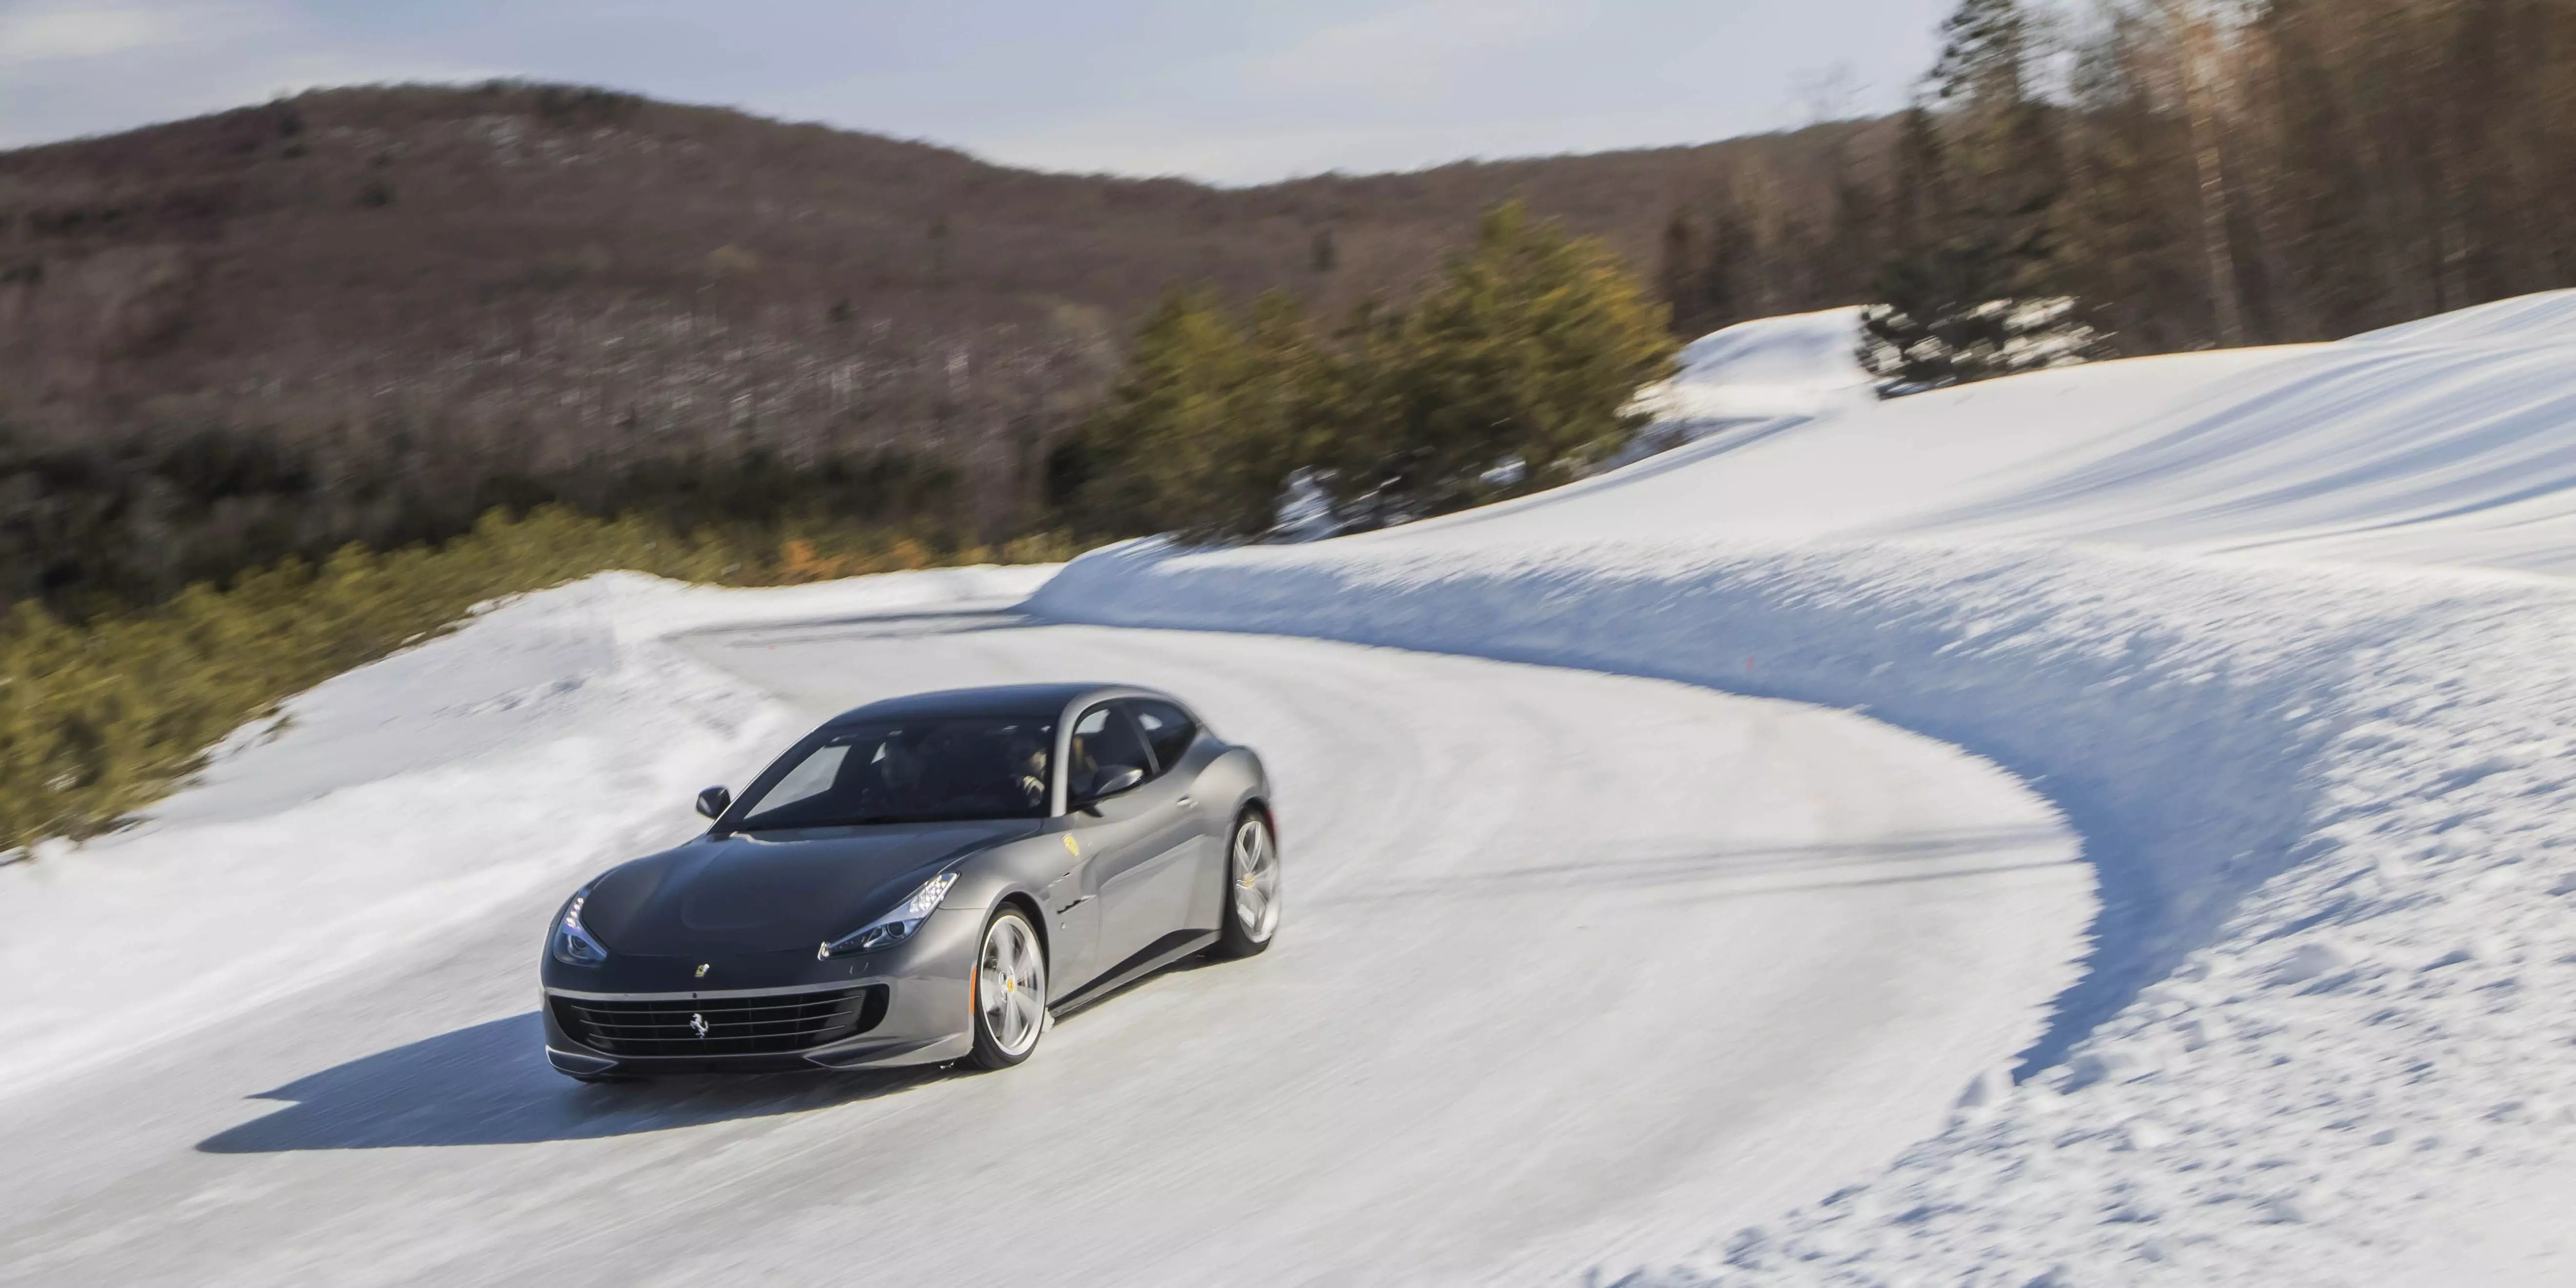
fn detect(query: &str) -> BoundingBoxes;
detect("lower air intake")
[552,985,887,1057]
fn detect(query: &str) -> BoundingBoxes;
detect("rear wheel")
[1212,809,1281,959]
[967,907,1048,1070]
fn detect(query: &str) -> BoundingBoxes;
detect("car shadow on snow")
[196,1012,942,1153]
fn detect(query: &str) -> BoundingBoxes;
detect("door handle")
[1175,796,1194,809]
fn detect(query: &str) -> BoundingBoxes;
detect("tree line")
[0,202,1667,851]
[0,425,981,620]
[1659,0,2576,389]
[2,201,1670,617]
[1049,203,1676,540]
[0,505,1075,853]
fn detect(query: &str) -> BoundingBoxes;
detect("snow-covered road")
[0,610,2085,1287]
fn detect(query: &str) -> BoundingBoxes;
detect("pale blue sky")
[0,0,1956,183]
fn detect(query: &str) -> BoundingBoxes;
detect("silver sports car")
[538,683,1280,1080]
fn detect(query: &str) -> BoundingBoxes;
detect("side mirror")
[1073,765,1146,806]
[695,785,733,819]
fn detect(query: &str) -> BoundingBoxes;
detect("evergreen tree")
[1054,203,1675,537]
[1929,0,2035,107]
[1861,0,2102,394]
[1318,203,1676,526]
[1049,290,1311,542]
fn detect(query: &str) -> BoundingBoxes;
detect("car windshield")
[732,716,1055,829]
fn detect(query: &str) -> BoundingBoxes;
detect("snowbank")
[1034,536,2576,1282]
[1637,307,1878,425]
[1029,292,2576,1283]
[1485,289,2576,577]
[2345,288,2576,346]
[0,565,1052,1098]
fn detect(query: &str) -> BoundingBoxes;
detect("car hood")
[581,820,1034,956]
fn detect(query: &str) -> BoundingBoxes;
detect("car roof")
[823,682,1172,727]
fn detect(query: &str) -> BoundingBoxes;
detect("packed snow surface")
[1029,290,2576,1285]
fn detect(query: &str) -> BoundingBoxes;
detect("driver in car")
[1013,737,1049,810]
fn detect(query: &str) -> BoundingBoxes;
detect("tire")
[966,906,1049,1070]
[1211,808,1282,959]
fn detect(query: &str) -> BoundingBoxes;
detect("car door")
[1124,697,1226,928]
[1079,702,1205,971]
[1050,702,1165,985]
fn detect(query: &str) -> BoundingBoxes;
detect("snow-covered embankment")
[1030,300,2576,1283]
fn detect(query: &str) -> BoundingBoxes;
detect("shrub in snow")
[1858,296,2106,397]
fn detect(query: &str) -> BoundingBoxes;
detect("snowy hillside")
[1036,291,2576,1285]
[1456,291,2576,574]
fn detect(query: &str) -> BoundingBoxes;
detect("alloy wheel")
[977,912,1047,1059]
[1231,816,1281,943]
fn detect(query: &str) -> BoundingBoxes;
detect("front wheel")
[966,907,1049,1070]
[1212,809,1281,959]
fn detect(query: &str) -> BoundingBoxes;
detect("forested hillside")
[0,83,1860,612]
[3,0,2570,614]
[1661,0,2576,363]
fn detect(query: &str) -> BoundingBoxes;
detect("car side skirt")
[1051,928,1219,1018]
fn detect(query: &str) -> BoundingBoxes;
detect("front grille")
[552,985,887,1057]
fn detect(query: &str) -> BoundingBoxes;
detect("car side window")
[1067,704,1153,798]
[1124,699,1199,776]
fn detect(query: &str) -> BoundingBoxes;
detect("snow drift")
[1466,291,2576,577]
[1637,307,1878,425]
[1030,294,2576,1284]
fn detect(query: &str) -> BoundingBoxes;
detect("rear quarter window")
[1126,699,1200,772]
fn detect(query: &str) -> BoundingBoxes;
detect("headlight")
[819,871,959,960]
[552,887,609,966]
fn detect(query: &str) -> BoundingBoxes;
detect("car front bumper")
[538,906,982,1076]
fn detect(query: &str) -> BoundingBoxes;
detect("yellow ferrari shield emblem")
[1063,835,1081,857]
